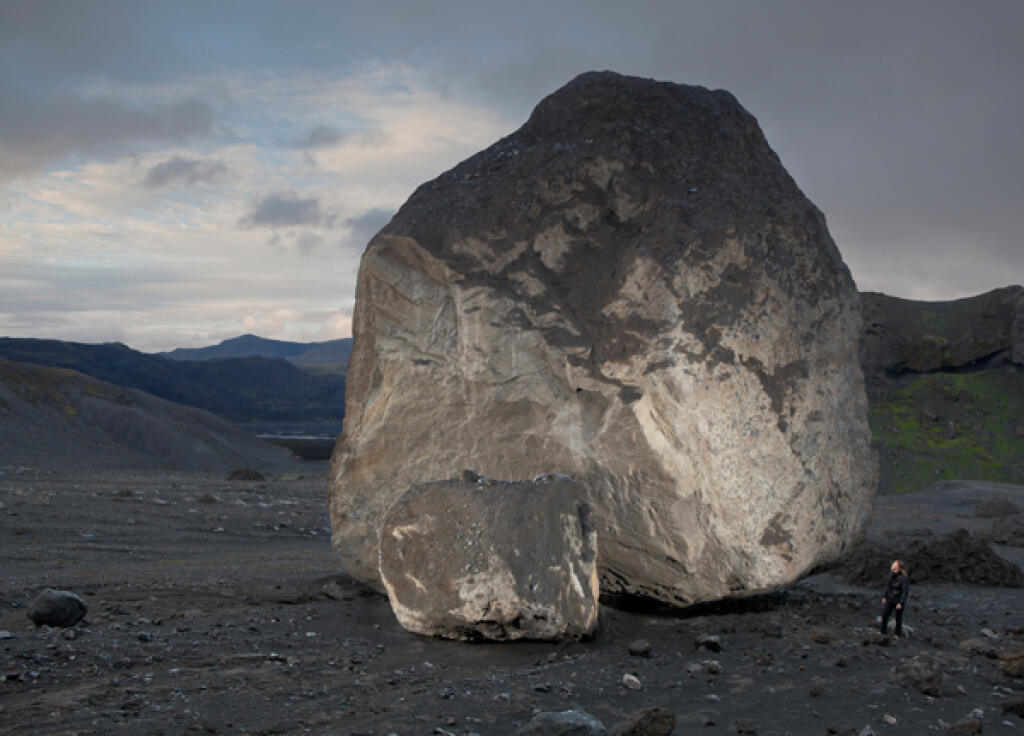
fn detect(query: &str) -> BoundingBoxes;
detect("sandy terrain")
[2,464,1022,735]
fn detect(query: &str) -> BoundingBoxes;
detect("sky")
[1,1,1021,352]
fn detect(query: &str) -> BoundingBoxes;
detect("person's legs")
[880,599,895,635]
[893,605,904,637]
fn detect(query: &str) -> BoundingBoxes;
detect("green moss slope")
[870,367,1024,493]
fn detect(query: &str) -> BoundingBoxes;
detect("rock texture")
[860,286,1024,382]
[329,70,876,606]
[378,476,598,641]
[27,589,87,627]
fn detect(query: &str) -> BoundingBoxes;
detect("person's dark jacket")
[884,572,909,606]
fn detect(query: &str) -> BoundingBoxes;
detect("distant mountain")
[0,338,344,431]
[0,358,297,471]
[162,334,352,370]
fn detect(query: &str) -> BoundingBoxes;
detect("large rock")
[379,475,599,640]
[329,70,876,606]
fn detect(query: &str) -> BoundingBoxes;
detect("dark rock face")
[985,514,1024,546]
[378,476,598,641]
[27,589,87,628]
[860,286,1024,382]
[330,70,876,606]
[833,529,1024,587]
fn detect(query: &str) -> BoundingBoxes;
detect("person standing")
[880,559,909,637]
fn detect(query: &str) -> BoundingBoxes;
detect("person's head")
[890,560,905,575]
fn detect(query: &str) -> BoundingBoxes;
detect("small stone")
[949,717,982,734]
[981,628,999,639]
[622,673,643,691]
[858,727,876,736]
[27,589,87,628]
[0,631,13,640]
[609,707,675,736]
[627,639,652,658]
[882,714,897,725]
[515,709,607,736]
[998,646,1024,678]
[197,493,219,504]
[811,627,838,644]
[227,468,264,481]
[695,634,722,652]
[703,659,721,674]
[1002,698,1024,717]
[734,720,757,735]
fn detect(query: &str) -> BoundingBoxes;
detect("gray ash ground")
[1,465,1022,735]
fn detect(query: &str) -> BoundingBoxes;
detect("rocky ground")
[2,464,1023,735]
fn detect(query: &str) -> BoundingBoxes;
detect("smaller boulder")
[27,589,87,627]
[1002,697,1024,718]
[948,717,983,735]
[695,634,723,652]
[891,654,943,696]
[974,497,1020,518]
[515,709,607,736]
[610,707,676,736]
[622,673,643,691]
[379,476,598,641]
[985,514,1024,547]
[627,639,652,658]
[998,645,1024,678]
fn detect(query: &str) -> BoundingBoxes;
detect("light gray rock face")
[378,476,599,641]
[329,70,877,606]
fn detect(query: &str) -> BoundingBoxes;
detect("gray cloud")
[144,156,226,188]
[0,95,214,180]
[344,208,394,250]
[240,191,331,229]
[303,125,344,148]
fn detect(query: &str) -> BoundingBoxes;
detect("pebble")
[622,673,643,690]
[627,639,652,658]
[695,634,722,652]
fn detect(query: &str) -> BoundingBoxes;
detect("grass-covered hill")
[0,338,344,431]
[861,286,1024,493]
[0,358,296,471]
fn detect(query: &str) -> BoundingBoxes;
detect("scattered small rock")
[627,639,652,658]
[949,716,983,734]
[882,714,897,725]
[515,709,607,736]
[891,654,943,696]
[227,468,264,482]
[622,673,643,691]
[1002,698,1024,718]
[960,638,998,658]
[694,634,722,652]
[27,589,87,628]
[811,627,838,644]
[197,493,219,504]
[734,720,757,735]
[609,707,675,736]
[998,645,1024,678]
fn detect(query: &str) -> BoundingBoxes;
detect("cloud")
[303,124,344,148]
[344,207,394,250]
[0,95,214,180]
[239,191,331,228]
[144,156,227,188]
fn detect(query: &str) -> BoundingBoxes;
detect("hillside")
[861,286,1024,493]
[0,338,345,431]
[162,334,352,370]
[0,358,297,471]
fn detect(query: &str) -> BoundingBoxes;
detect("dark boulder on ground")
[27,589,87,627]
[610,707,676,736]
[891,653,943,696]
[833,529,1024,587]
[985,514,1024,546]
[378,475,599,641]
[330,70,876,607]
[974,496,1020,518]
[999,645,1024,678]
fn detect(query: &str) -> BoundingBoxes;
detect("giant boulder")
[329,71,877,606]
